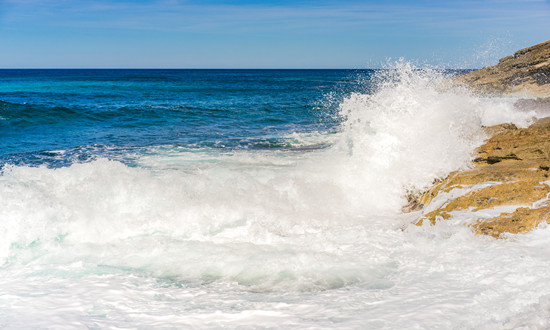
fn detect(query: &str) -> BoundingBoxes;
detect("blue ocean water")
[2,67,550,328]
[0,69,368,167]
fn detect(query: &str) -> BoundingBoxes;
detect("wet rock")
[473,204,550,238]
[406,40,550,238]
[409,118,550,238]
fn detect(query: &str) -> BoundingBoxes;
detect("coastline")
[406,39,550,238]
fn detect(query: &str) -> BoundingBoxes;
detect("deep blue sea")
[2,67,550,328]
[0,69,366,167]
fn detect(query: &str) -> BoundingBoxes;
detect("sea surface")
[1,66,550,328]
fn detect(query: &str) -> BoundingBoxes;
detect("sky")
[0,0,549,69]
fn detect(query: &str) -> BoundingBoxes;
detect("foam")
[0,63,548,328]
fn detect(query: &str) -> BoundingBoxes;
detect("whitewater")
[1,64,550,328]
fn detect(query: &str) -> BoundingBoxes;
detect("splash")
[0,63,548,328]
[332,60,535,210]
[0,61,539,273]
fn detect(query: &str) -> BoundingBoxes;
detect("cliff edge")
[453,39,550,97]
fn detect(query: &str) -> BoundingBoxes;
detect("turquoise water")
[2,67,550,328]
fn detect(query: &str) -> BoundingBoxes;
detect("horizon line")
[0,67,476,70]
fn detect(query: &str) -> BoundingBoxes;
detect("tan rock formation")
[405,40,550,238]
[473,204,550,238]
[453,39,550,97]
[408,119,550,238]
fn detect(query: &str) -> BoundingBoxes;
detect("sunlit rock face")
[453,39,550,97]
[406,40,550,238]
[408,119,550,238]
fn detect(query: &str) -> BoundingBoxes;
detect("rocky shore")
[407,39,550,238]
[453,39,550,97]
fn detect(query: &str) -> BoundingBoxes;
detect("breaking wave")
[1,63,549,328]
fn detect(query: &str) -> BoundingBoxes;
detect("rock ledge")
[407,119,550,238]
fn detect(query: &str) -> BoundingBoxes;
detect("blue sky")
[0,0,549,68]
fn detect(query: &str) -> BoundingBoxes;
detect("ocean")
[1,65,550,328]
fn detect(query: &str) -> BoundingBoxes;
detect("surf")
[1,65,549,328]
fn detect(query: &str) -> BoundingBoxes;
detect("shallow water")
[1,66,549,328]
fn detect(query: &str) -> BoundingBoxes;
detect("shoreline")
[406,116,550,238]
[406,40,550,238]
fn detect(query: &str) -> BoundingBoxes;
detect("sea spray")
[0,66,548,328]
[333,60,535,211]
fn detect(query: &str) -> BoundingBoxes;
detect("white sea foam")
[0,63,548,328]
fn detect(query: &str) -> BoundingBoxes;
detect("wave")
[0,100,83,127]
[1,61,538,268]
[0,100,194,128]
[1,62,549,327]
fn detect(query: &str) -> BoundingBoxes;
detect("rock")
[475,119,550,165]
[409,118,550,238]
[453,39,550,97]
[473,204,550,238]
[405,41,550,238]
